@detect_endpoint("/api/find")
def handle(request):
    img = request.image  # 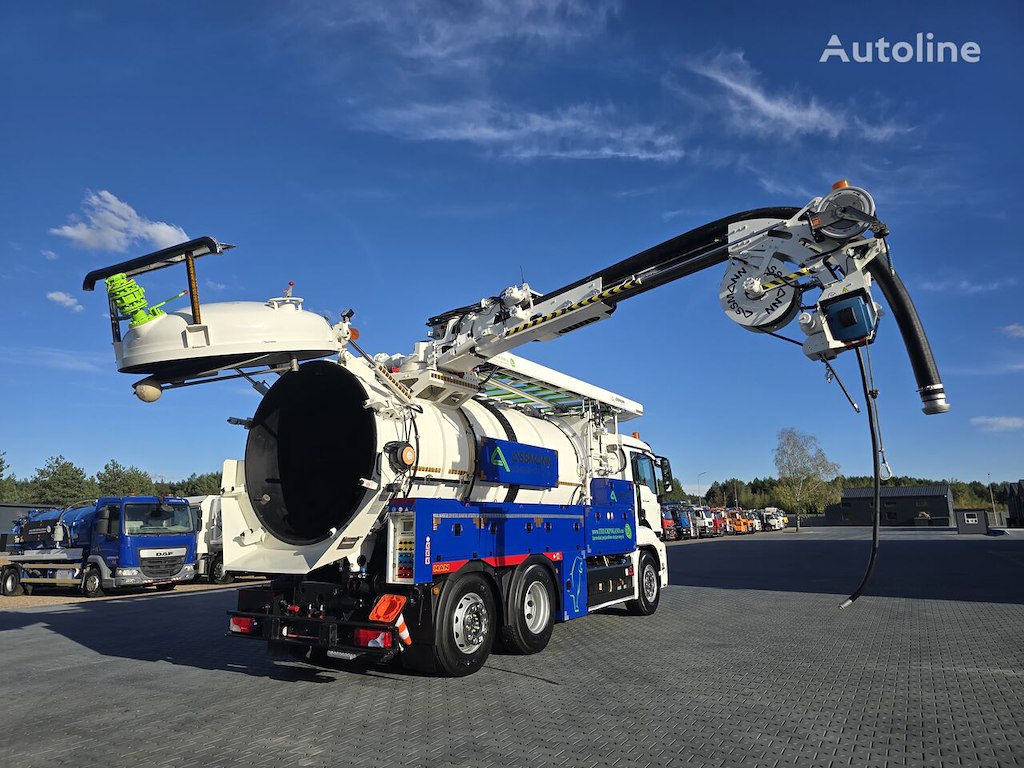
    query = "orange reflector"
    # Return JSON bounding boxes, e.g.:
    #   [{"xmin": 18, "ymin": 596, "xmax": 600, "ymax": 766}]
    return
[
  {"xmin": 632, "ymin": 431, "xmax": 640, "ymax": 439},
  {"xmin": 369, "ymin": 593, "xmax": 407, "ymax": 623},
  {"xmin": 832, "ymin": 179, "xmax": 850, "ymax": 190},
  {"xmin": 349, "ymin": 327, "xmax": 360, "ymax": 341}
]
